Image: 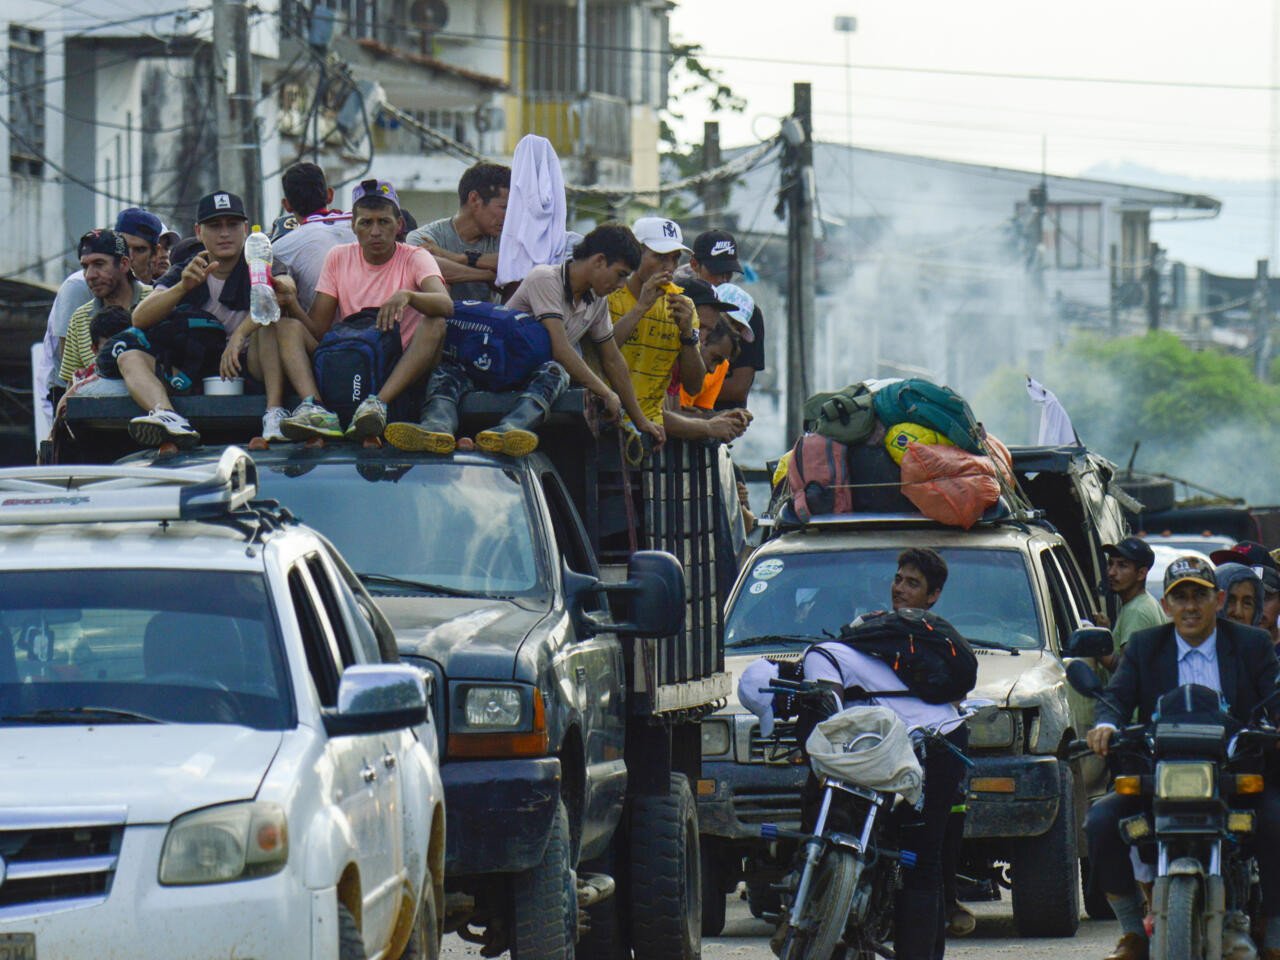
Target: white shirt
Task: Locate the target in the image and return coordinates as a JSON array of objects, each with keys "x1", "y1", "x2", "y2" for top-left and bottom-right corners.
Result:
[
  {"x1": 1175, "y1": 630, "x2": 1221, "y2": 694},
  {"x1": 272, "y1": 216, "x2": 356, "y2": 311},
  {"x1": 802, "y1": 643, "x2": 963, "y2": 735}
]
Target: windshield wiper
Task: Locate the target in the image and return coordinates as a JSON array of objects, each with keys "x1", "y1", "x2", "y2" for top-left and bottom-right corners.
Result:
[
  {"x1": 1, "y1": 706, "x2": 166, "y2": 724},
  {"x1": 357, "y1": 573, "x2": 476, "y2": 598},
  {"x1": 726, "y1": 634, "x2": 820, "y2": 650},
  {"x1": 966, "y1": 637, "x2": 1021, "y2": 655}
]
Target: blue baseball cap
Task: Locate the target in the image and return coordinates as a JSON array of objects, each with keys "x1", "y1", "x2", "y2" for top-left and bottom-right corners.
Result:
[{"x1": 114, "y1": 207, "x2": 163, "y2": 245}]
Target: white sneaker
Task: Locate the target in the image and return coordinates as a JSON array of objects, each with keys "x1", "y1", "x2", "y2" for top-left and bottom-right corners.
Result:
[
  {"x1": 129, "y1": 408, "x2": 200, "y2": 449},
  {"x1": 262, "y1": 406, "x2": 289, "y2": 443}
]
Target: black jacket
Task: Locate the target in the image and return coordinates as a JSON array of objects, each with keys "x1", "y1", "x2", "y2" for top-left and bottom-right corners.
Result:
[{"x1": 1097, "y1": 618, "x2": 1279, "y2": 728}]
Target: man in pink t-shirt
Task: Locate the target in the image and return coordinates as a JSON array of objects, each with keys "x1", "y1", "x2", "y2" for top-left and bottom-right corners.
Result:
[{"x1": 280, "y1": 178, "x2": 452, "y2": 441}]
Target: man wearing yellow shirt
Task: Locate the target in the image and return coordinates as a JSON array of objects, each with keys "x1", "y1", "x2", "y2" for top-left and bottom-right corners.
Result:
[{"x1": 608, "y1": 217, "x2": 705, "y2": 427}]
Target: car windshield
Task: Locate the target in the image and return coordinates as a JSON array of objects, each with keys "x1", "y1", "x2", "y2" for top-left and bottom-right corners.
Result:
[
  {"x1": 257, "y1": 461, "x2": 544, "y2": 599},
  {"x1": 725, "y1": 547, "x2": 1043, "y2": 653},
  {"x1": 0, "y1": 569, "x2": 292, "y2": 729}
]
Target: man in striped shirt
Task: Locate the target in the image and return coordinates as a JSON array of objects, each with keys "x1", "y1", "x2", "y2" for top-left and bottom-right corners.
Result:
[{"x1": 57, "y1": 230, "x2": 151, "y2": 384}]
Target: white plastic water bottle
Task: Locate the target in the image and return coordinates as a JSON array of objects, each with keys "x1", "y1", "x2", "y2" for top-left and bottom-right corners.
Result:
[{"x1": 245, "y1": 225, "x2": 280, "y2": 325}]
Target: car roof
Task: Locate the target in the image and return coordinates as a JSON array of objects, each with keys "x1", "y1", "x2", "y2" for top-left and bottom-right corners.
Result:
[
  {"x1": 122, "y1": 443, "x2": 547, "y2": 474},
  {"x1": 759, "y1": 521, "x2": 1063, "y2": 555}
]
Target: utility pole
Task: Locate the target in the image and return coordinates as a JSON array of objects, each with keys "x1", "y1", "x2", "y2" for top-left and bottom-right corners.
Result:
[
  {"x1": 231, "y1": 0, "x2": 261, "y2": 221},
  {"x1": 1254, "y1": 258, "x2": 1272, "y2": 381},
  {"x1": 700, "y1": 121, "x2": 722, "y2": 223},
  {"x1": 212, "y1": 0, "x2": 236, "y2": 193},
  {"x1": 784, "y1": 82, "x2": 816, "y2": 443},
  {"x1": 1145, "y1": 241, "x2": 1161, "y2": 331},
  {"x1": 1109, "y1": 242, "x2": 1119, "y2": 335},
  {"x1": 211, "y1": 0, "x2": 259, "y2": 216}
]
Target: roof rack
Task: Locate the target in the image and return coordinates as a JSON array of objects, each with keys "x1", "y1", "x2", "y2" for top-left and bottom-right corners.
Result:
[
  {"x1": 769, "y1": 496, "x2": 1043, "y2": 534},
  {"x1": 0, "y1": 446, "x2": 257, "y2": 525}
]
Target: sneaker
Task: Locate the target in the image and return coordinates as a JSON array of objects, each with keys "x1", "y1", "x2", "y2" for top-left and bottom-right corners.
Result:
[
  {"x1": 281, "y1": 400, "x2": 344, "y2": 441},
  {"x1": 129, "y1": 408, "x2": 200, "y2": 449},
  {"x1": 346, "y1": 395, "x2": 388, "y2": 439},
  {"x1": 261, "y1": 406, "x2": 289, "y2": 443}
]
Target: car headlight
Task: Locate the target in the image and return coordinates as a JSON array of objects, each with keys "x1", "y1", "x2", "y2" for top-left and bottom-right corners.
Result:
[
  {"x1": 465, "y1": 686, "x2": 524, "y2": 728},
  {"x1": 159, "y1": 802, "x2": 287, "y2": 885},
  {"x1": 448, "y1": 683, "x2": 548, "y2": 758},
  {"x1": 967, "y1": 708, "x2": 1017, "y2": 749},
  {"x1": 1156, "y1": 761, "x2": 1215, "y2": 800},
  {"x1": 701, "y1": 719, "x2": 731, "y2": 757}
]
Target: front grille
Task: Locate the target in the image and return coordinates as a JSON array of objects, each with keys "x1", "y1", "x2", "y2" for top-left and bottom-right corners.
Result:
[
  {"x1": 732, "y1": 788, "x2": 802, "y2": 828},
  {"x1": 0, "y1": 808, "x2": 125, "y2": 919},
  {"x1": 748, "y1": 721, "x2": 801, "y2": 765}
]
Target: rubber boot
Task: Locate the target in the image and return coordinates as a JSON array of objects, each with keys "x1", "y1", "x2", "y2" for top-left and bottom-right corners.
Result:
[
  {"x1": 475, "y1": 395, "x2": 549, "y2": 456},
  {"x1": 384, "y1": 366, "x2": 466, "y2": 454}
]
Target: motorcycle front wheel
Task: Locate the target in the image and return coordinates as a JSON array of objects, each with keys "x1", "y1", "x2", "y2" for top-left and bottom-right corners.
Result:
[
  {"x1": 780, "y1": 847, "x2": 860, "y2": 960},
  {"x1": 1162, "y1": 874, "x2": 1205, "y2": 960}
]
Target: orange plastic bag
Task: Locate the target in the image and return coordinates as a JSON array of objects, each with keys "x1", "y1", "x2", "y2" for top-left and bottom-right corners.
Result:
[{"x1": 900, "y1": 444, "x2": 1001, "y2": 529}]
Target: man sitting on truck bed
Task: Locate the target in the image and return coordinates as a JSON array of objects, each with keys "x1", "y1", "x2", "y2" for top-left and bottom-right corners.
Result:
[
  {"x1": 281, "y1": 178, "x2": 453, "y2": 442},
  {"x1": 106, "y1": 190, "x2": 323, "y2": 448}
]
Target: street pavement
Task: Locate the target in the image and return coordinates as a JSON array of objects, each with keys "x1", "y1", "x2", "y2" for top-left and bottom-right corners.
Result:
[{"x1": 440, "y1": 890, "x2": 1119, "y2": 958}]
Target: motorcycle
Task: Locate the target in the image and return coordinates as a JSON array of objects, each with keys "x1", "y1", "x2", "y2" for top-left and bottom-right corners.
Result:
[
  {"x1": 1066, "y1": 657, "x2": 1280, "y2": 960},
  {"x1": 757, "y1": 676, "x2": 992, "y2": 960}
]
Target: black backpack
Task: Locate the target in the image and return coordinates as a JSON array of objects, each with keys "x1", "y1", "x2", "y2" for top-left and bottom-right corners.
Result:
[
  {"x1": 312, "y1": 310, "x2": 403, "y2": 427},
  {"x1": 836, "y1": 608, "x2": 977, "y2": 704}
]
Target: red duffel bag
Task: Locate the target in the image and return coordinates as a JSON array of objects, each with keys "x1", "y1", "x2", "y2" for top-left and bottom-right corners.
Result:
[{"x1": 899, "y1": 443, "x2": 1001, "y2": 529}]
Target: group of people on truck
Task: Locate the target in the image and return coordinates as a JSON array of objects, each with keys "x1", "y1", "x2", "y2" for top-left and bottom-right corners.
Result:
[{"x1": 40, "y1": 153, "x2": 767, "y2": 463}]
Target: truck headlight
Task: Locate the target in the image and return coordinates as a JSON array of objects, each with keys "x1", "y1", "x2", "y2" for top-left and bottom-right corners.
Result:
[
  {"x1": 448, "y1": 684, "x2": 548, "y2": 758},
  {"x1": 1156, "y1": 761, "x2": 1215, "y2": 800},
  {"x1": 159, "y1": 802, "x2": 287, "y2": 885},
  {"x1": 465, "y1": 686, "x2": 524, "y2": 728},
  {"x1": 701, "y1": 719, "x2": 731, "y2": 757},
  {"x1": 967, "y1": 709, "x2": 1016, "y2": 749}
]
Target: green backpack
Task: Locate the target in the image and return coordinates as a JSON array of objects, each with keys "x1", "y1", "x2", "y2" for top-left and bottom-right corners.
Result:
[{"x1": 803, "y1": 383, "x2": 877, "y2": 446}]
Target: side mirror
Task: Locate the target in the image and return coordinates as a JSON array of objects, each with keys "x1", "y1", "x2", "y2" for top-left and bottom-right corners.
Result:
[
  {"x1": 1065, "y1": 659, "x2": 1104, "y2": 698},
  {"x1": 1063, "y1": 626, "x2": 1115, "y2": 660},
  {"x1": 322, "y1": 664, "x2": 428, "y2": 737},
  {"x1": 959, "y1": 697, "x2": 999, "y2": 723},
  {"x1": 599, "y1": 550, "x2": 687, "y2": 639}
]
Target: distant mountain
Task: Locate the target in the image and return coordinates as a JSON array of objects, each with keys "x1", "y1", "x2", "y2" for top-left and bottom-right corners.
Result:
[{"x1": 1082, "y1": 161, "x2": 1276, "y2": 277}]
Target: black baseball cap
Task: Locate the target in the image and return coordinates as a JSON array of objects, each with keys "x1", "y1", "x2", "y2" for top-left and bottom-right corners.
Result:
[
  {"x1": 78, "y1": 228, "x2": 127, "y2": 260},
  {"x1": 1103, "y1": 536, "x2": 1156, "y2": 571},
  {"x1": 1209, "y1": 541, "x2": 1278, "y2": 571},
  {"x1": 691, "y1": 229, "x2": 742, "y2": 274},
  {"x1": 681, "y1": 278, "x2": 737, "y2": 312},
  {"x1": 196, "y1": 190, "x2": 248, "y2": 224}
]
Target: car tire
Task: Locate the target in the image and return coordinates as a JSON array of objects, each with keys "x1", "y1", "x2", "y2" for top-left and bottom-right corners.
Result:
[
  {"x1": 700, "y1": 839, "x2": 727, "y2": 937},
  {"x1": 338, "y1": 902, "x2": 364, "y2": 960},
  {"x1": 398, "y1": 885, "x2": 441, "y2": 960},
  {"x1": 1081, "y1": 857, "x2": 1115, "y2": 920},
  {"x1": 511, "y1": 798, "x2": 577, "y2": 960},
  {"x1": 629, "y1": 773, "x2": 701, "y2": 960},
  {"x1": 1011, "y1": 765, "x2": 1081, "y2": 937}
]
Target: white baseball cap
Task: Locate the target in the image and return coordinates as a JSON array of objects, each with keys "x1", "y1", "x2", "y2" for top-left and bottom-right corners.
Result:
[
  {"x1": 715, "y1": 282, "x2": 756, "y2": 329},
  {"x1": 632, "y1": 216, "x2": 691, "y2": 255},
  {"x1": 738, "y1": 658, "x2": 780, "y2": 738}
]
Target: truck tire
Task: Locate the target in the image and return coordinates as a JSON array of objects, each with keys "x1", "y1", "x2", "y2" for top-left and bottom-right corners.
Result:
[
  {"x1": 1116, "y1": 475, "x2": 1176, "y2": 513},
  {"x1": 512, "y1": 799, "x2": 577, "y2": 960},
  {"x1": 398, "y1": 886, "x2": 441, "y2": 960},
  {"x1": 629, "y1": 773, "x2": 701, "y2": 960},
  {"x1": 1011, "y1": 765, "x2": 1081, "y2": 938},
  {"x1": 700, "y1": 840, "x2": 727, "y2": 937},
  {"x1": 1164, "y1": 874, "x2": 1204, "y2": 960},
  {"x1": 1081, "y1": 857, "x2": 1115, "y2": 920},
  {"x1": 339, "y1": 902, "x2": 364, "y2": 960}
]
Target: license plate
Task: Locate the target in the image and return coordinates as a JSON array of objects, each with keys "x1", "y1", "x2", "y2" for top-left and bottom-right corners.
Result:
[{"x1": 0, "y1": 934, "x2": 34, "y2": 960}]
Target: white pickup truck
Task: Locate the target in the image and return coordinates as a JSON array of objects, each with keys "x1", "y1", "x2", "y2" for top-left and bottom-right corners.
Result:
[{"x1": 0, "y1": 448, "x2": 445, "y2": 960}]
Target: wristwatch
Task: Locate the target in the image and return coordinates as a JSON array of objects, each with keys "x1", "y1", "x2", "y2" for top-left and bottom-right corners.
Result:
[
  {"x1": 465, "y1": 249, "x2": 481, "y2": 268},
  {"x1": 679, "y1": 330, "x2": 700, "y2": 346}
]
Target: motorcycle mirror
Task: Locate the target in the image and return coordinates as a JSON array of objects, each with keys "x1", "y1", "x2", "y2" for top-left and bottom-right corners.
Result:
[
  {"x1": 1065, "y1": 659, "x2": 1104, "y2": 698},
  {"x1": 1063, "y1": 626, "x2": 1115, "y2": 660},
  {"x1": 960, "y1": 697, "x2": 999, "y2": 722}
]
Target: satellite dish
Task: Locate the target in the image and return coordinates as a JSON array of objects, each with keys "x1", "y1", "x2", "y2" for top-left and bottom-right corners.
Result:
[{"x1": 409, "y1": 0, "x2": 449, "y2": 32}]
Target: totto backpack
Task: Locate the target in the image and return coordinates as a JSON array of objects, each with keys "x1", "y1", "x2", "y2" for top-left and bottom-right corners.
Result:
[
  {"x1": 312, "y1": 309, "x2": 403, "y2": 427},
  {"x1": 872, "y1": 378, "x2": 984, "y2": 454},
  {"x1": 802, "y1": 383, "x2": 877, "y2": 446},
  {"x1": 787, "y1": 434, "x2": 853, "y2": 521},
  {"x1": 836, "y1": 608, "x2": 978, "y2": 704},
  {"x1": 444, "y1": 300, "x2": 553, "y2": 392}
]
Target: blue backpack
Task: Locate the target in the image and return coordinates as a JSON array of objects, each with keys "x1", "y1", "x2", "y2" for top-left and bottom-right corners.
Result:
[
  {"x1": 871, "y1": 378, "x2": 983, "y2": 453},
  {"x1": 312, "y1": 309, "x2": 403, "y2": 427},
  {"x1": 444, "y1": 300, "x2": 553, "y2": 391}
]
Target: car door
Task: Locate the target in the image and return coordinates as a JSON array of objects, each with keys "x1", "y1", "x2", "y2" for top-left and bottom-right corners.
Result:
[
  {"x1": 540, "y1": 471, "x2": 627, "y2": 862},
  {"x1": 288, "y1": 556, "x2": 400, "y2": 952}
]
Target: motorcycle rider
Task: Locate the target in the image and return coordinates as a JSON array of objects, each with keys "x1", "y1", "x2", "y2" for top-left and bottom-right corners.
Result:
[
  {"x1": 1086, "y1": 555, "x2": 1280, "y2": 960},
  {"x1": 796, "y1": 548, "x2": 970, "y2": 960}
]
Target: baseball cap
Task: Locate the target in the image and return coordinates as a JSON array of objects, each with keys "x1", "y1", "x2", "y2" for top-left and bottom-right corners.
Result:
[
  {"x1": 1162, "y1": 555, "x2": 1218, "y2": 597},
  {"x1": 681, "y1": 278, "x2": 737, "y2": 312},
  {"x1": 632, "y1": 216, "x2": 691, "y2": 255},
  {"x1": 114, "y1": 207, "x2": 163, "y2": 246},
  {"x1": 351, "y1": 178, "x2": 401, "y2": 213},
  {"x1": 1209, "y1": 540, "x2": 1278, "y2": 571},
  {"x1": 714, "y1": 283, "x2": 756, "y2": 342},
  {"x1": 692, "y1": 229, "x2": 743, "y2": 274},
  {"x1": 737, "y1": 658, "x2": 780, "y2": 738},
  {"x1": 196, "y1": 191, "x2": 248, "y2": 224},
  {"x1": 78, "y1": 228, "x2": 127, "y2": 260},
  {"x1": 1103, "y1": 536, "x2": 1156, "y2": 571},
  {"x1": 158, "y1": 222, "x2": 181, "y2": 246}
]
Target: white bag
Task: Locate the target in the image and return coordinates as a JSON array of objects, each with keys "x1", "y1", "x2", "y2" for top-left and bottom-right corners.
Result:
[{"x1": 805, "y1": 705, "x2": 924, "y2": 807}]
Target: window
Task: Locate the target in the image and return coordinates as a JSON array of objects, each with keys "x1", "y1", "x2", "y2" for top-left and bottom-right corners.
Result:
[
  {"x1": 305, "y1": 554, "x2": 358, "y2": 668},
  {"x1": 1045, "y1": 202, "x2": 1101, "y2": 271},
  {"x1": 289, "y1": 566, "x2": 341, "y2": 706},
  {"x1": 526, "y1": 0, "x2": 635, "y2": 100},
  {"x1": 1038, "y1": 550, "x2": 1078, "y2": 652},
  {"x1": 8, "y1": 25, "x2": 44, "y2": 176}
]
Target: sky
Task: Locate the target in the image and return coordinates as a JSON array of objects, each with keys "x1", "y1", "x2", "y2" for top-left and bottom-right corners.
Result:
[{"x1": 667, "y1": 0, "x2": 1280, "y2": 184}]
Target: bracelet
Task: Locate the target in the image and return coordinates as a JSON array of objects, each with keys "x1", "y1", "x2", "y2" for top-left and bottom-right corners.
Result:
[
  {"x1": 465, "y1": 249, "x2": 481, "y2": 268},
  {"x1": 679, "y1": 330, "x2": 699, "y2": 346}
]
